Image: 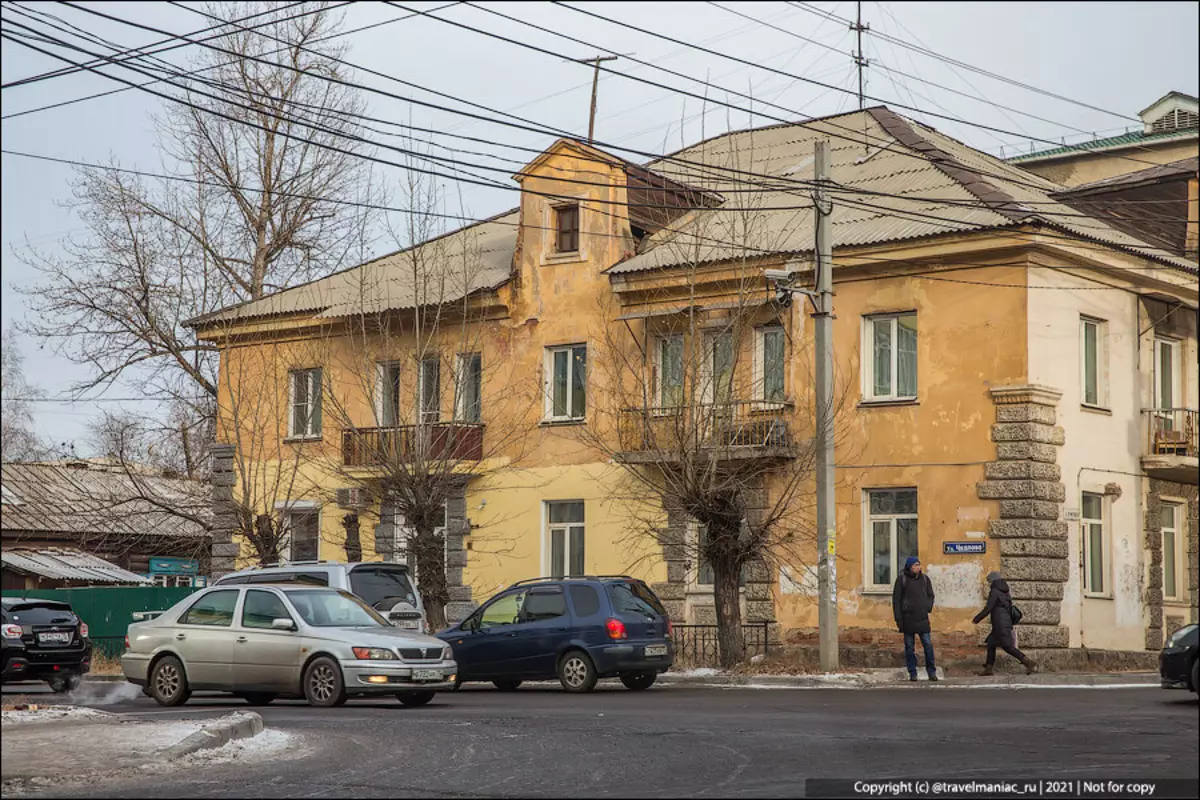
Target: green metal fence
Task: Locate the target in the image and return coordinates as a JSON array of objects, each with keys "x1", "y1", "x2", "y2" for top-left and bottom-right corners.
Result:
[{"x1": 4, "y1": 586, "x2": 199, "y2": 658}]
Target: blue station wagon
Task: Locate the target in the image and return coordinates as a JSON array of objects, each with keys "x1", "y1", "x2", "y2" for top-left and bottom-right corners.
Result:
[{"x1": 437, "y1": 576, "x2": 674, "y2": 692}]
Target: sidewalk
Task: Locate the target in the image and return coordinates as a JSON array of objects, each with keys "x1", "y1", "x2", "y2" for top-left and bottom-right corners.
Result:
[
  {"x1": 657, "y1": 667, "x2": 1161, "y2": 689},
  {"x1": 1, "y1": 706, "x2": 264, "y2": 790}
]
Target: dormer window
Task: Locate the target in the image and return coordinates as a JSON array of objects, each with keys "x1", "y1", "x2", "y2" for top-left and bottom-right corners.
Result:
[
  {"x1": 1150, "y1": 107, "x2": 1199, "y2": 133},
  {"x1": 554, "y1": 204, "x2": 580, "y2": 253}
]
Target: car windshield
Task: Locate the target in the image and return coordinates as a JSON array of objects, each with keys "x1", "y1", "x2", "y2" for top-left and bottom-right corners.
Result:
[
  {"x1": 349, "y1": 566, "x2": 418, "y2": 611},
  {"x1": 285, "y1": 589, "x2": 389, "y2": 628}
]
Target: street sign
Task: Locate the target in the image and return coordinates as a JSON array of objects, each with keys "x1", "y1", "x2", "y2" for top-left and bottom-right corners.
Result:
[{"x1": 943, "y1": 541, "x2": 986, "y2": 555}]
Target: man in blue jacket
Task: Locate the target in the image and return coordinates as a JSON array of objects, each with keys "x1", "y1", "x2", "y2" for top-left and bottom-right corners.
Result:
[{"x1": 893, "y1": 556, "x2": 938, "y2": 682}]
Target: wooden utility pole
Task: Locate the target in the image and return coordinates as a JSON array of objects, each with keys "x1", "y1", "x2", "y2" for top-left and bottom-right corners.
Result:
[{"x1": 575, "y1": 55, "x2": 618, "y2": 144}]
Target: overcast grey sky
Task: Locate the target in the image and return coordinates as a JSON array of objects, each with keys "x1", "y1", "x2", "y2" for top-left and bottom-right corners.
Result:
[{"x1": 2, "y1": 1, "x2": 1197, "y2": 451}]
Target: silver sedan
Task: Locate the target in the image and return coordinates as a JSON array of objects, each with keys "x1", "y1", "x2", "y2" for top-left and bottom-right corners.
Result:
[{"x1": 122, "y1": 584, "x2": 457, "y2": 707}]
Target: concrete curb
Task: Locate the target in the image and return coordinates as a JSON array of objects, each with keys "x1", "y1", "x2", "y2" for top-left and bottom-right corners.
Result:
[
  {"x1": 658, "y1": 670, "x2": 1159, "y2": 689},
  {"x1": 161, "y1": 712, "x2": 264, "y2": 760}
]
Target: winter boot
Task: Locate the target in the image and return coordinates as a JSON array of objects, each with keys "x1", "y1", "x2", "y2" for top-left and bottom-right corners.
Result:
[
  {"x1": 977, "y1": 664, "x2": 995, "y2": 676},
  {"x1": 1023, "y1": 658, "x2": 1038, "y2": 675}
]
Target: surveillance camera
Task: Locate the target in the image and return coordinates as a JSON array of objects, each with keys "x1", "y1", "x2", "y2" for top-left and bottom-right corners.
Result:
[{"x1": 763, "y1": 268, "x2": 797, "y2": 284}]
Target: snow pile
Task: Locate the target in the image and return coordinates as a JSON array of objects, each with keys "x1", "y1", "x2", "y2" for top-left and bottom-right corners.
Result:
[
  {"x1": 674, "y1": 667, "x2": 722, "y2": 678},
  {"x1": 152, "y1": 729, "x2": 298, "y2": 769},
  {"x1": 1, "y1": 706, "x2": 112, "y2": 725}
]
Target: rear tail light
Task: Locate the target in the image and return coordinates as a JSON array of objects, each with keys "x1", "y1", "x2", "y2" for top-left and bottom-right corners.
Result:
[
  {"x1": 2, "y1": 624, "x2": 22, "y2": 639},
  {"x1": 80, "y1": 622, "x2": 89, "y2": 638},
  {"x1": 606, "y1": 618, "x2": 627, "y2": 640},
  {"x1": 666, "y1": 619, "x2": 673, "y2": 636},
  {"x1": 124, "y1": 635, "x2": 130, "y2": 651}
]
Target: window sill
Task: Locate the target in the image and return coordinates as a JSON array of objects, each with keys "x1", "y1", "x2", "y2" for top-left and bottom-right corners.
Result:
[
  {"x1": 540, "y1": 418, "x2": 587, "y2": 428},
  {"x1": 861, "y1": 587, "x2": 892, "y2": 596},
  {"x1": 542, "y1": 251, "x2": 584, "y2": 266},
  {"x1": 1163, "y1": 598, "x2": 1190, "y2": 607},
  {"x1": 283, "y1": 435, "x2": 323, "y2": 444},
  {"x1": 1083, "y1": 592, "x2": 1113, "y2": 601},
  {"x1": 1080, "y1": 404, "x2": 1112, "y2": 415},
  {"x1": 750, "y1": 401, "x2": 792, "y2": 414},
  {"x1": 858, "y1": 399, "x2": 919, "y2": 410}
]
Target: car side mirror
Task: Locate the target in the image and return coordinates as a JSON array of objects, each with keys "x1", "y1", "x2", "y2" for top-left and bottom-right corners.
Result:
[{"x1": 271, "y1": 618, "x2": 297, "y2": 631}]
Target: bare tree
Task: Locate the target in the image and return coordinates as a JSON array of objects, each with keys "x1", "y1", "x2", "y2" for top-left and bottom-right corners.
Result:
[
  {"x1": 88, "y1": 402, "x2": 212, "y2": 480},
  {"x1": 1, "y1": 327, "x2": 47, "y2": 461},
  {"x1": 18, "y1": 1, "x2": 380, "y2": 425},
  {"x1": 317, "y1": 159, "x2": 540, "y2": 630},
  {"x1": 581, "y1": 135, "x2": 857, "y2": 667}
]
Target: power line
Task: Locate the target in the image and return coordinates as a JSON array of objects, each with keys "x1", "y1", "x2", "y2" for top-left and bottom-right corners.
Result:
[
  {"x1": 549, "y1": 1, "x2": 1171, "y2": 173},
  {"x1": 4, "y1": 7, "x2": 1193, "y2": 268}
]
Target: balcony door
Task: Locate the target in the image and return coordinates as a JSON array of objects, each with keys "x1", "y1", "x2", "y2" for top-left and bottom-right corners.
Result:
[{"x1": 1153, "y1": 338, "x2": 1180, "y2": 432}]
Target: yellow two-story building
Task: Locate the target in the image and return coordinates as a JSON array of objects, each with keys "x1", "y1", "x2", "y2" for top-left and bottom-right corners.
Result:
[{"x1": 193, "y1": 106, "x2": 1198, "y2": 659}]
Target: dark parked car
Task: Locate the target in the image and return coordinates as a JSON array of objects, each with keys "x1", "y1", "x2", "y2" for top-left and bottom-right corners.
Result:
[
  {"x1": 437, "y1": 576, "x2": 673, "y2": 693},
  {"x1": 1159, "y1": 623, "x2": 1198, "y2": 695},
  {"x1": 2, "y1": 597, "x2": 92, "y2": 692}
]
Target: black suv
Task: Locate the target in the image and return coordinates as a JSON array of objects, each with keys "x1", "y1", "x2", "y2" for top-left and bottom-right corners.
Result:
[{"x1": 2, "y1": 597, "x2": 92, "y2": 692}]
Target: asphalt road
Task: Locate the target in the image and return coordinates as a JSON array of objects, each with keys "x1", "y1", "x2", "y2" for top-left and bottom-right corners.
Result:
[{"x1": 4, "y1": 682, "x2": 1198, "y2": 798}]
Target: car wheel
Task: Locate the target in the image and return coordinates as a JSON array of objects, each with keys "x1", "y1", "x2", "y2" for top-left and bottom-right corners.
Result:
[
  {"x1": 493, "y1": 679, "x2": 522, "y2": 692},
  {"x1": 150, "y1": 656, "x2": 191, "y2": 707},
  {"x1": 620, "y1": 671, "x2": 657, "y2": 691},
  {"x1": 558, "y1": 650, "x2": 598, "y2": 693},
  {"x1": 303, "y1": 656, "x2": 347, "y2": 707},
  {"x1": 237, "y1": 692, "x2": 277, "y2": 706},
  {"x1": 397, "y1": 691, "x2": 435, "y2": 707}
]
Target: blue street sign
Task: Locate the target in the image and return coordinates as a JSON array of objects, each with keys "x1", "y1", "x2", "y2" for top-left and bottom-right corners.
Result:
[{"x1": 943, "y1": 541, "x2": 986, "y2": 555}]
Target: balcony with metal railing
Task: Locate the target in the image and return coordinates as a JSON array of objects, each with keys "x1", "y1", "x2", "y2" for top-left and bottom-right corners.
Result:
[
  {"x1": 617, "y1": 400, "x2": 797, "y2": 464},
  {"x1": 1142, "y1": 408, "x2": 1199, "y2": 484},
  {"x1": 342, "y1": 423, "x2": 484, "y2": 467}
]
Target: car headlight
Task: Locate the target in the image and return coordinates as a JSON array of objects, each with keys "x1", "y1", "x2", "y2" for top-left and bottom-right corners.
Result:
[
  {"x1": 1165, "y1": 626, "x2": 1195, "y2": 648},
  {"x1": 442, "y1": 645, "x2": 454, "y2": 661},
  {"x1": 352, "y1": 647, "x2": 398, "y2": 660}
]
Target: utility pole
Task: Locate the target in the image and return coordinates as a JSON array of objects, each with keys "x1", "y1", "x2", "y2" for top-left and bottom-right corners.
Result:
[
  {"x1": 813, "y1": 139, "x2": 838, "y2": 672},
  {"x1": 575, "y1": 55, "x2": 618, "y2": 144},
  {"x1": 850, "y1": 1, "x2": 869, "y2": 110},
  {"x1": 765, "y1": 141, "x2": 838, "y2": 672}
]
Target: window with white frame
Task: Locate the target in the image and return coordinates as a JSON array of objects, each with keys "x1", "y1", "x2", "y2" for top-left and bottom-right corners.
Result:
[
  {"x1": 1082, "y1": 492, "x2": 1107, "y2": 595},
  {"x1": 545, "y1": 345, "x2": 587, "y2": 421},
  {"x1": 864, "y1": 313, "x2": 917, "y2": 402},
  {"x1": 865, "y1": 488, "x2": 918, "y2": 591},
  {"x1": 546, "y1": 501, "x2": 585, "y2": 579},
  {"x1": 1161, "y1": 502, "x2": 1184, "y2": 601},
  {"x1": 655, "y1": 336, "x2": 684, "y2": 409},
  {"x1": 376, "y1": 361, "x2": 401, "y2": 427},
  {"x1": 419, "y1": 357, "x2": 441, "y2": 423},
  {"x1": 691, "y1": 520, "x2": 746, "y2": 588},
  {"x1": 1154, "y1": 338, "x2": 1180, "y2": 422},
  {"x1": 755, "y1": 325, "x2": 786, "y2": 404},
  {"x1": 1079, "y1": 317, "x2": 1108, "y2": 408},
  {"x1": 455, "y1": 352, "x2": 482, "y2": 423},
  {"x1": 288, "y1": 368, "x2": 322, "y2": 438},
  {"x1": 283, "y1": 510, "x2": 320, "y2": 562}
]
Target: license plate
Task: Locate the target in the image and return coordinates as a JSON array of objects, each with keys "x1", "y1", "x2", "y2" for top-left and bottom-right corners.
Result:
[
  {"x1": 412, "y1": 669, "x2": 441, "y2": 682},
  {"x1": 645, "y1": 644, "x2": 668, "y2": 657},
  {"x1": 38, "y1": 632, "x2": 71, "y2": 645}
]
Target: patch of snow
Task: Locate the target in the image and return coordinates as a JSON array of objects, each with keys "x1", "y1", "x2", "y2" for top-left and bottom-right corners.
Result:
[
  {"x1": 155, "y1": 730, "x2": 298, "y2": 769},
  {"x1": 1, "y1": 706, "x2": 112, "y2": 725},
  {"x1": 674, "y1": 668, "x2": 721, "y2": 677}
]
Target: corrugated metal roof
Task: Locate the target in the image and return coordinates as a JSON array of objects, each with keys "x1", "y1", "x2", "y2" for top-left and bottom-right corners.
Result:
[
  {"x1": 190, "y1": 108, "x2": 1197, "y2": 326},
  {"x1": 191, "y1": 210, "x2": 520, "y2": 328},
  {"x1": 1, "y1": 547, "x2": 152, "y2": 584},
  {"x1": 1, "y1": 461, "x2": 210, "y2": 540},
  {"x1": 1061, "y1": 157, "x2": 1198, "y2": 194},
  {"x1": 1008, "y1": 126, "x2": 1198, "y2": 163}
]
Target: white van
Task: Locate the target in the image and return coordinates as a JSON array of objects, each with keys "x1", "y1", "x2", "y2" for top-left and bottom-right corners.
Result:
[{"x1": 213, "y1": 561, "x2": 427, "y2": 632}]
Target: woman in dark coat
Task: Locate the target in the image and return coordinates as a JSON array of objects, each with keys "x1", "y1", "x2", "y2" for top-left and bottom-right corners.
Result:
[
  {"x1": 973, "y1": 571, "x2": 1037, "y2": 675},
  {"x1": 893, "y1": 556, "x2": 937, "y2": 681}
]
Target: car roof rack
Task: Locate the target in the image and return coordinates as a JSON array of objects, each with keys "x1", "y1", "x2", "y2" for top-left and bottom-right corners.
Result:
[
  {"x1": 244, "y1": 560, "x2": 345, "y2": 570},
  {"x1": 506, "y1": 574, "x2": 638, "y2": 590}
]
